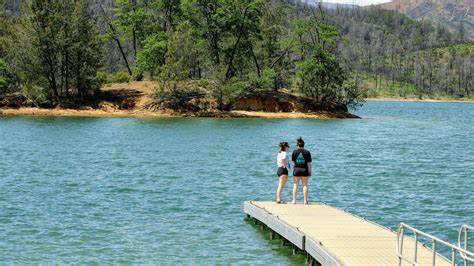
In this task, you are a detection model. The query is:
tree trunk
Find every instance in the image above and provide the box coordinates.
[114,37,133,76]
[445,70,449,95]
[100,4,132,76]
[131,0,137,58]
[225,6,249,80]
[251,48,261,77]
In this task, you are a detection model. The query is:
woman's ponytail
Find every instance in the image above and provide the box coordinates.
[296,137,305,148]
[279,142,289,151]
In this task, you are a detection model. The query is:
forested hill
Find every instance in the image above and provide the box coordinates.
[378,0,474,40]
[1,0,472,114]
[299,2,472,98]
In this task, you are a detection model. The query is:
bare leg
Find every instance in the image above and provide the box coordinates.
[301,176,309,204]
[276,175,287,203]
[292,176,300,204]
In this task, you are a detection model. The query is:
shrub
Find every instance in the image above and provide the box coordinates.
[22,84,51,106]
[95,71,108,87]
[155,82,208,111]
[109,71,131,83]
[248,67,277,90]
[0,58,14,95]
[96,71,131,85]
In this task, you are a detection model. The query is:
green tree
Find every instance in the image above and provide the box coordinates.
[296,47,345,102]
[113,0,153,58]
[27,0,66,101]
[220,0,264,80]
[160,22,205,80]
[136,32,168,78]
[293,12,354,104]
[0,58,14,94]
[185,0,263,79]
[101,1,150,77]
[152,0,183,31]
[255,1,291,90]
[70,0,103,97]
[25,0,102,103]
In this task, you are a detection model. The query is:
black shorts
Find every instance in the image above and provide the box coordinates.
[277,167,288,177]
[293,167,309,177]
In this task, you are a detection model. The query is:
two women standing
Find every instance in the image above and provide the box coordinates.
[276,137,312,204]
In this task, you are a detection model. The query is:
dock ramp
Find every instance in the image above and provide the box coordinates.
[244,201,469,265]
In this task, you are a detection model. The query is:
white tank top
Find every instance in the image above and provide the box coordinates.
[277,151,290,169]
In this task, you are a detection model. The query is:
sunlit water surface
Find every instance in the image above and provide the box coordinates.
[0,101,473,264]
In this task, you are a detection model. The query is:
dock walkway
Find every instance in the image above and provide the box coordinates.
[244,201,451,266]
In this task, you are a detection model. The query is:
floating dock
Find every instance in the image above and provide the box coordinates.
[244,201,452,266]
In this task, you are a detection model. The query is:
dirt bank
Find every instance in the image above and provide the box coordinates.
[0,107,358,119]
[0,81,359,119]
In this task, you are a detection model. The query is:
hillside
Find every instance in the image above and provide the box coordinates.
[1,0,472,109]
[315,5,472,99]
[378,0,474,40]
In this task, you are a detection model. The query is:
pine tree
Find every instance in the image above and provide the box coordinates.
[28,0,66,102]
[70,0,103,98]
[26,0,102,103]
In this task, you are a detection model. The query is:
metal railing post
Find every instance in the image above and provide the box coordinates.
[451,247,455,266]
[465,227,468,251]
[398,225,404,266]
[465,227,468,266]
[432,240,436,266]
[458,225,473,263]
[414,232,418,264]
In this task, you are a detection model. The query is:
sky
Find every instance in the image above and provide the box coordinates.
[310,0,392,6]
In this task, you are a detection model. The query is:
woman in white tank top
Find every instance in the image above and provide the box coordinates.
[276,142,290,203]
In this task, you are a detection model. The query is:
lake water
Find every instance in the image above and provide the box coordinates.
[0,101,473,264]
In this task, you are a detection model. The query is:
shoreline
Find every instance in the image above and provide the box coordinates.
[0,107,357,119]
[366,97,474,103]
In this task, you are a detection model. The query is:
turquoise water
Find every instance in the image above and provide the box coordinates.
[0,101,473,264]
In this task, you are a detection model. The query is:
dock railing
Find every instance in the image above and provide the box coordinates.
[397,223,474,266]
[458,225,473,263]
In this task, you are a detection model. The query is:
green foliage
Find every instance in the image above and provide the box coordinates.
[0,58,14,94]
[296,52,343,101]
[12,0,464,109]
[161,22,206,81]
[248,67,277,90]
[293,15,353,104]
[154,81,209,111]
[106,71,131,84]
[95,71,108,87]
[136,33,168,77]
[21,84,51,105]
[152,0,182,31]
[219,78,247,104]
[324,6,472,99]
[112,0,155,48]
[70,0,103,92]
[17,0,103,102]
[338,78,367,109]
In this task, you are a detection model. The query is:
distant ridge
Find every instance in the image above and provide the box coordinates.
[377,0,474,40]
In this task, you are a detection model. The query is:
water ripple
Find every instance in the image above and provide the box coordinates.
[0,101,473,264]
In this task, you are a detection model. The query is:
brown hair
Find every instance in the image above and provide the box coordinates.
[296,137,305,148]
[279,142,289,151]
